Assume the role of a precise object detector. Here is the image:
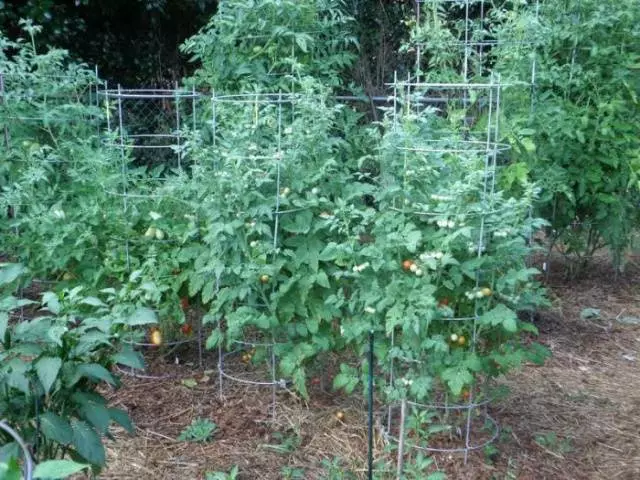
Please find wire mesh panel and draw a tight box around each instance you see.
[100,87,200,169]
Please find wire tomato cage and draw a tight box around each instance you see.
[97,87,209,377]
[207,91,328,420]
[375,2,541,472]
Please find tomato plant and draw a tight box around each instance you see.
[0,0,553,440]
[180,0,357,91]
[326,101,551,402]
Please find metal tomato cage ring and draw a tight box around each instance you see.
[0,420,34,480]
[380,399,500,455]
[114,364,178,381]
[218,339,288,388]
[217,337,290,421]
[395,140,511,155]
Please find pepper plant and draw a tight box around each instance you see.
[0,263,156,472]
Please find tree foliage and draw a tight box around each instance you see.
[497,0,640,274]
[0,0,218,85]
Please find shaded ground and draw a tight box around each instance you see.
[99,253,640,479]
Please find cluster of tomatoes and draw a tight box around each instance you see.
[401,259,424,277]
[148,296,194,346]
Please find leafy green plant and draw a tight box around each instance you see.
[181,0,357,92]
[205,465,239,480]
[401,452,445,480]
[262,430,302,454]
[534,432,573,456]
[281,465,306,479]
[177,418,217,443]
[1,419,88,479]
[496,0,640,275]
[327,103,550,403]
[319,457,358,480]
[0,263,154,473]
[0,6,556,479]
[0,23,135,289]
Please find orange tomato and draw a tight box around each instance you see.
[402,260,414,271]
[150,329,162,346]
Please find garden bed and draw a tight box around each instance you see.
[94,254,640,479]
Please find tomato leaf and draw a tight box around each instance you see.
[315,270,330,288]
[479,304,519,333]
[441,367,473,396]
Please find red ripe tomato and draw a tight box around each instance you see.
[180,297,189,310]
[180,324,193,335]
[438,297,450,307]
